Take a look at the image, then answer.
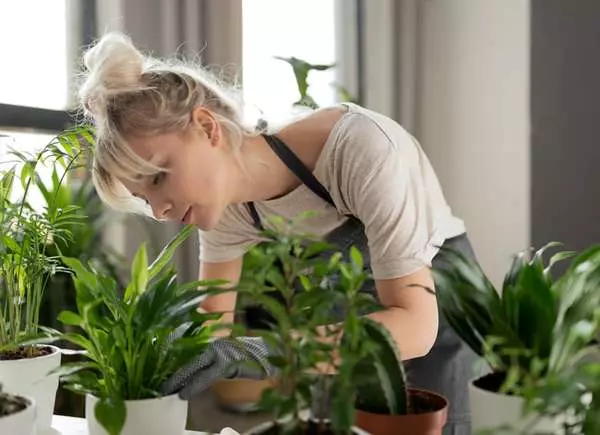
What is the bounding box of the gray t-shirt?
[199,103,466,280]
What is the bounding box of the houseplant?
[36,150,125,418]
[516,357,600,434]
[352,318,448,435]
[0,383,36,435]
[0,128,89,432]
[54,224,224,435]
[428,242,600,433]
[222,214,393,434]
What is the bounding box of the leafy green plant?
[352,318,409,416]
[429,241,600,396]
[517,358,600,435]
[0,127,91,355]
[54,225,222,435]
[37,157,125,331]
[231,214,389,434]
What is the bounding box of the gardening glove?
[160,336,277,400]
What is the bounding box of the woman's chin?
[192,211,223,231]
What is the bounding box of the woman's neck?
[227,133,300,204]
[227,105,347,205]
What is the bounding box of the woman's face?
[119,109,233,230]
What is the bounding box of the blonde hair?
[78,32,256,214]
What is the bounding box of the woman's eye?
[152,172,165,186]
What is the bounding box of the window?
[0,1,95,211]
[242,0,337,126]
[0,1,69,110]
[0,130,58,207]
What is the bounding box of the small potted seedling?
[0,128,90,433]
[54,225,223,435]
[428,242,600,433]
[0,383,36,435]
[352,318,448,435]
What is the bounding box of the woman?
[80,32,480,435]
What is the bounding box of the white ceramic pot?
[0,395,36,435]
[86,394,188,435]
[469,377,566,433]
[0,345,60,434]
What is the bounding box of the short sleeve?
[332,114,442,280]
[198,206,259,263]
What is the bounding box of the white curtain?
[335,0,422,134]
[97,0,243,283]
[337,0,531,287]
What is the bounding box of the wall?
[418,0,531,287]
[531,0,600,255]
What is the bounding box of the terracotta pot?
[354,388,448,435]
[212,378,276,412]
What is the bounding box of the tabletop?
[49,415,210,435]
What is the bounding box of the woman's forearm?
[367,306,438,359]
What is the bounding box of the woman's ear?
[191,107,221,146]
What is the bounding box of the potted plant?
[53,224,224,435]
[352,318,448,435]
[221,214,393,434]
[0,128,88,433]
[0,383,36,435]
[518,356,600,434]
[429,242,600,433]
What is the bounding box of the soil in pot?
[0,392,28,417]
[472,371,509,393]
[0,345,54,361]
[355,388,448,435]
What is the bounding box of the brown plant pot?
[212,378,277,412]
[354,388,448,435]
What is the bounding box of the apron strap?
[245,133,336,230]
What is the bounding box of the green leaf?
[95,397,126,435]
[124,243,149,302]
[354,318,408,415]
[147,225,194,280]
[349,246,363,273]
[57,310,83,327]
[49,362,98,378]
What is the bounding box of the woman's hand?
[161,335,277,400]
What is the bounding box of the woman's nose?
[149,195,173,220]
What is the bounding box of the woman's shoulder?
[319,103,418,172]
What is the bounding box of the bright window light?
[242,0,337,126]
[0,1,68,110]
[0,130,58,211]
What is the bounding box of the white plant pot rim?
[86,392,182,403]
[468,373,520,397]
[0,344,60,361]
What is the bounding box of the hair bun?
[79,32,145,116]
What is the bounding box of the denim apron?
[243,134,481,435]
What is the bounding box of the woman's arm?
[368,268,438,359]
[324,114,445,361]
[198,257,243,334]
